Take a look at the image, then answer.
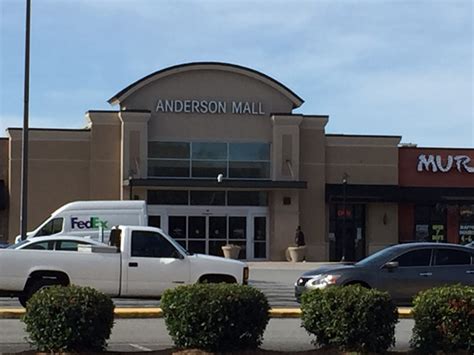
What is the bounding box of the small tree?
[411,284,473,353]
[301,285,398,353]
[21,285,115,352]
[161,283,270,352]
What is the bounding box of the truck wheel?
[20,278,62,308]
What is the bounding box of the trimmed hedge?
[410,284,474,353]
[21,285,115,352]
[301,285,398,353]
[161,283,270,352]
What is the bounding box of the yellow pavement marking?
[0,307,412,319]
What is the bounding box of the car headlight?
[308,274,341,287]
[296,274,321,286]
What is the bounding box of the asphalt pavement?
[0,318,415,353]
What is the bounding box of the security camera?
[217,173,224,183]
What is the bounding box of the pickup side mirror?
[383,261,399,271]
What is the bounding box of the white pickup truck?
[0,225,249,307]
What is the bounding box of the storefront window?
[414,204,446,242]
[148,141,270,179]
[459,204,474,244]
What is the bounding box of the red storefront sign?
[399,147,474,187]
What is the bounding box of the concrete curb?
[0,307,413,319]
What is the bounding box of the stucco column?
[270,115,303,259]
[86,111,121,200]
[118,111,151,200]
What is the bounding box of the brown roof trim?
[108,62,304,108]
[399,146,474,151]
[271,113,330,118]
[86,109,151,114]
[7,128,90,132]
[86,110,120,114]
[326,134,403,139]
[126,178,307,190]
[0,137,8,140]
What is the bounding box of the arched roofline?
[108,62,304,108]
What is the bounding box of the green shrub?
[410,284,474,353]
[161,283,270,352]
[21,285,115,352]
[301,285,398,352]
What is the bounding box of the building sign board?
[417,154,474,173]
[155,99,265,115]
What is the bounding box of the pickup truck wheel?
[20,279,62,307]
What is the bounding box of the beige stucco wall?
[325,135,400,185]
[366,202,398,254]
[299,116,329,260]
[7,123,121,243]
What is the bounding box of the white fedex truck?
[15,200,148,243]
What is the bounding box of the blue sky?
[0,0,472,147]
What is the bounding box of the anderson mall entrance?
[2,62,472,260]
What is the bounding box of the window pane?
[148,142,189,159]
[24,241,50,250]
[131,231,178,258]
[254,242,266,258]
[192,142,227,159]
[56,241,81,251]
[189,216,206,239]
[209,217,227,239]
[254,217,266,241]
[148,216,161,228]
[36,218,63,237]
[192,161,227,178]
[188,241,205,254]
[148,160,189,177]
[209,240,227,256]
[229,217,246,240]
[435,249,471,266]
[229,143,270,161]
[394,249,432,267]
[228,191,268,206]
[190,191,225,206]
[169,216,187,239]
[229,162,270,178]
[147,190,188,205]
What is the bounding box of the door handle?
[466,270,474,274]
[419,272,432,276]
[129,262,138,267]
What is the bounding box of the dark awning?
[326,183,474,203]
[125,178,307,190]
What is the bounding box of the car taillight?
[243,266,249,285]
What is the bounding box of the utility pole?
[340,173,348,261]
[20,0,31,240]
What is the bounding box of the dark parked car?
[295,242,474,305]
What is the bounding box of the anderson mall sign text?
[417,154,474,173]
[155,98,265,115]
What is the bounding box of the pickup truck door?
[122,230,191,297]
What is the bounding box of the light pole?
[20,0,31,240]
[341,173,348,261]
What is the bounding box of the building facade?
[1,62,470,260]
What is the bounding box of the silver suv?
[295,242,474,305]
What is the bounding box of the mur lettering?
[71,217,109,229]
[417,154,474,174]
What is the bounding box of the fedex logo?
[71,217,109,230]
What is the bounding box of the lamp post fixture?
[341,173,348,262]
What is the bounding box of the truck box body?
[16,200,148,243]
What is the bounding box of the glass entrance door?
[148,206,268,259]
